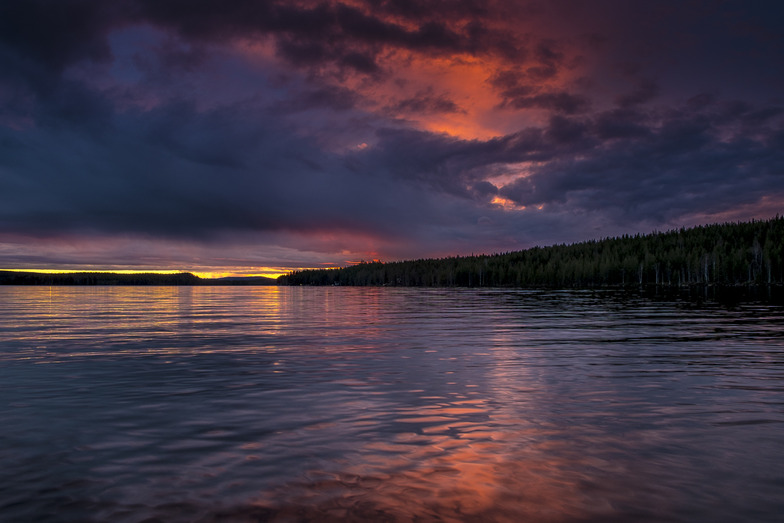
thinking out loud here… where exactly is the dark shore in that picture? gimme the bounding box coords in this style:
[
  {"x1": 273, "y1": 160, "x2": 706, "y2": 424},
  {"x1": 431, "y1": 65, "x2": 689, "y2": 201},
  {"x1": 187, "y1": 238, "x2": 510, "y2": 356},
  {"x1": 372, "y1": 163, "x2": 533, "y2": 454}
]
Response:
[{"x1": 0, "y1": 271, "x2": 277, "y2": 286}]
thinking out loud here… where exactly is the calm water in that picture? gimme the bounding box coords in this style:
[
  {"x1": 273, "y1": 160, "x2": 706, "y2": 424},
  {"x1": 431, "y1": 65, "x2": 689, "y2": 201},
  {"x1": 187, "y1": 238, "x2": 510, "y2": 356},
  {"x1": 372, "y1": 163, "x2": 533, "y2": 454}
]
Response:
[{"x1": 1, "y1": 286, "x2": 783, "y2": 522}]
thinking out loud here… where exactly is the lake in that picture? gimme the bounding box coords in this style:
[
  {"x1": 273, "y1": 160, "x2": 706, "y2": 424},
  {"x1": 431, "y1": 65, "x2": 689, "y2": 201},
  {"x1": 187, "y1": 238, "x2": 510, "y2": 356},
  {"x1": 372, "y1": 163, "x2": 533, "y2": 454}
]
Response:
[{"x1": 1, "y1": 286, "x2": 783, "y2": 522}]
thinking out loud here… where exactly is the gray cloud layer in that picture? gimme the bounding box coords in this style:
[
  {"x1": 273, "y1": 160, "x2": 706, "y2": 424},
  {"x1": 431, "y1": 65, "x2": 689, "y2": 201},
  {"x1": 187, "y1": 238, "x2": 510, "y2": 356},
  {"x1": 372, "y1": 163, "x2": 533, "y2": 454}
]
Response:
[{"x1": 1, "y1": 0, "x2": 783, "y2": 268}]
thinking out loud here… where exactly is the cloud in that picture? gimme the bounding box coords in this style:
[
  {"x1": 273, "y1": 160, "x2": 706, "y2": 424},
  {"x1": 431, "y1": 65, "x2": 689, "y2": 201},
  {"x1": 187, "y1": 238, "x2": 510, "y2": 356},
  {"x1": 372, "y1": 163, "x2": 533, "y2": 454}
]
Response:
[
  {"x1": 0, "y1": 1, "x2": 119, "y2": 72},
  {"x1": 490, "y1": 69, "x2": 590, "y2": 115},
  {"x1": 133, "y1": 0, "x2": 512, "y2": 77},
  {"x1": 1, "y1": 0, "x2": 783, "y2": 271},
  {"x1": 615, "y1": 78, "x2": 659, "y2": 108},
  {"x1": 273, "y1": 85, "x2": 360, "y2": 113},
  {"x1": 388, "y1": 91, "x2": 465, "y2": 116},
  {"x1": 496, "y1": 103, "x2": 784, "y2": 227}
]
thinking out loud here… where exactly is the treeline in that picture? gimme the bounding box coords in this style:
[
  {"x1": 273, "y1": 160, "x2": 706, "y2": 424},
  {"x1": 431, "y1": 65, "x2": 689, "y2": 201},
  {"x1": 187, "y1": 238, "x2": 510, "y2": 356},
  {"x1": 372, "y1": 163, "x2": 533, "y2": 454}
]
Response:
[
  {"x1": 0, "y1": 271, "x2": 202, "y2": 286},
  {"x1": 280, "y1": 216, "x2": 784, "y2": 288},
  {"x1": 0, "y1": 272, "x2": 277, "y2": 286}
]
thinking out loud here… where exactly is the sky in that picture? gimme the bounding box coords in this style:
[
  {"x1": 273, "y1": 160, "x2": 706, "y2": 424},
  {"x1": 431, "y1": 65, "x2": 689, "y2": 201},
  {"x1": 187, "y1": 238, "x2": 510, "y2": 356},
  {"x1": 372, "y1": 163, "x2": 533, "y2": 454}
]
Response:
[{"x1": 1, "y1": 0, "x2": 783, "y2": 277}]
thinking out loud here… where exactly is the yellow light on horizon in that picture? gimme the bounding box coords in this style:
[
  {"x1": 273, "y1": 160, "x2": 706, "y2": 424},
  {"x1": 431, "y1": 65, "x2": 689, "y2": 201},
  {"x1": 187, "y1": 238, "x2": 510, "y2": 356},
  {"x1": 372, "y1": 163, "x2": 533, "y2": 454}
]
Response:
[{"x1": 0, "y1": 267, "x2": 315, "y2": 280}]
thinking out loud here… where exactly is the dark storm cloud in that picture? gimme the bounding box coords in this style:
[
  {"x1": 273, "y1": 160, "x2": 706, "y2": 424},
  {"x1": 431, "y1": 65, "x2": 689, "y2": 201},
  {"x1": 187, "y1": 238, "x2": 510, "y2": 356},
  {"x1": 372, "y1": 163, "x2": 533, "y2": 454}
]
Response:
[
  {"x1": 134, "y1": 37, "x2": 208, "y2": 74},
  {"x1": 365, "y1": 0, "x2": 489, "y2": 20},
  {"x1": 0, "y1": 1, "x2": 119, "y2": 72},
  {"x1": 592, "y1": 108, "x2": 652, "y2": 140},
  {"x1": 0, "y1": 1, "x2": 133, "y2": 139},
  {"x1": 490, "y1": 69, "x2": 590, "y2": 115},
  {"x1": 388, "y1": 91, "x2": 465, "y2": 115},
  {"x1": 273, "y1": 85, "x2": 360, "y2": 113},
  {"x1": 1, "y1": 0, "x2": 784, "y2": 269},
  {"x1": 615, "y1": 78, "x2": 659, "y2": 108},
  {"x1": 133, "y1": 0, "x2": 513, "y2": 75},
  {"x1": 495, "y1": 103, "x2": 784, "y2": 223},
  {"x1": 347, "y1": 93, "x2": 784, "y2": 237},
  {"x1": 504, "y1": 91, "x2": 590, "y2": 115},
  {"x1": 0, "y1": 91, "x2": 458, "y2": 243},
  {"x1": 0, "y1": 0, "x2": 518, "y2": 95}
]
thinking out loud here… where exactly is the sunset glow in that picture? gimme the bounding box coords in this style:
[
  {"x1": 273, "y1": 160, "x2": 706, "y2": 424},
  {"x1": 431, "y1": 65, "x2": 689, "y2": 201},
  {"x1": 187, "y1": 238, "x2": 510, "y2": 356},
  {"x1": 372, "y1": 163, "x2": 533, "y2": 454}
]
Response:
[
  {"x1": 0, "y1": 268, "x2": 297, "y2": 280},
  {"x1": 490, "y1": 196, "x2": 524, "y2": 211}
]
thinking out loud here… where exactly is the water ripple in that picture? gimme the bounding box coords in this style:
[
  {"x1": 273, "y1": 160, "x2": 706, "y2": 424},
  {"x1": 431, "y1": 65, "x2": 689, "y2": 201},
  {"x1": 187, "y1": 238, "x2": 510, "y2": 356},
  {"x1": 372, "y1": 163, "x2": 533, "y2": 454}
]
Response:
[{"x1": 1, "y1": 286, "x2": 783, "y2": 521}]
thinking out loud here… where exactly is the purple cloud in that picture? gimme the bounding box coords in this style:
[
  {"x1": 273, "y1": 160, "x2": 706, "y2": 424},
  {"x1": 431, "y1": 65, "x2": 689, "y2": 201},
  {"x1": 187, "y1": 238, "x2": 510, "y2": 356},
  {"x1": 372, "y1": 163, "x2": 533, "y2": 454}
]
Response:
[{"x1": 0, "y1": 0, "x2": 783, "y2": 272}]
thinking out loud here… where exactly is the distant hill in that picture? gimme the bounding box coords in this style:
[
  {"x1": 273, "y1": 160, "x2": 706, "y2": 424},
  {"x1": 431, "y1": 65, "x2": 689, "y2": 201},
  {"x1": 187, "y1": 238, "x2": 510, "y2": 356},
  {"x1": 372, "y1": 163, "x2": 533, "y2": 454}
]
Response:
[
  {"x1": 0, "y1": 272, "x2": 277, "y2": 286},
  {"x1": 280, "y1": 216, "x2": 784, "y2": 288},
  {"x1": 204, "y1": 276, "x2": 278, "y2": 286}
]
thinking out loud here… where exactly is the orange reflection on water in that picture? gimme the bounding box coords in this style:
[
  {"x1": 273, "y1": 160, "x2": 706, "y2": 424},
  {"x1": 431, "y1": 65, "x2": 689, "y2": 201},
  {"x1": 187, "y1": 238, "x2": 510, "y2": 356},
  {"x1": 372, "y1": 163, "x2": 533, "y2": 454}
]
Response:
[
  {"x1": 1, "y1": 286, "x2": 291, "y2": 360},
  {"x1": 248, "y1": 398, "x2": 615, "y2": 522}
]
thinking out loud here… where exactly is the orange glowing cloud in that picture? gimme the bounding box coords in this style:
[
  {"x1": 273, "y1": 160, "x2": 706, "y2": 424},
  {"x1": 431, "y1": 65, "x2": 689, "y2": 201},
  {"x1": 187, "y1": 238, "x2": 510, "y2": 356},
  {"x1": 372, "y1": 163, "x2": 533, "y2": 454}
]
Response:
[
  {"x1": 491, "y1": 195, "x2": 525, "y2": 210},
  {"x1": 231, "y1": 3, "x2": 592, "y2": 142}
]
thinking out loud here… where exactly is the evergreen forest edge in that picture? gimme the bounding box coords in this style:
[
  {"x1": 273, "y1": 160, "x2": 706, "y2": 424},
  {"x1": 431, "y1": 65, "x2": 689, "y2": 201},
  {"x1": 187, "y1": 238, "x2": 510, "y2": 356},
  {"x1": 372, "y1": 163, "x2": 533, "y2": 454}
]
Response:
[{"x1": 280, "y1": 216, "x2": 784, "y2": 290}]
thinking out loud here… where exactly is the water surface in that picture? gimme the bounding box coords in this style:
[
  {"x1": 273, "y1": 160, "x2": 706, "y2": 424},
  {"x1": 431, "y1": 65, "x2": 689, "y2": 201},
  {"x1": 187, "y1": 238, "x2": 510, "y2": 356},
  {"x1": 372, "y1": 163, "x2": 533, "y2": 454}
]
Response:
[{"x1": 1, "y1": 286, "x2": 783, "y2": 522}]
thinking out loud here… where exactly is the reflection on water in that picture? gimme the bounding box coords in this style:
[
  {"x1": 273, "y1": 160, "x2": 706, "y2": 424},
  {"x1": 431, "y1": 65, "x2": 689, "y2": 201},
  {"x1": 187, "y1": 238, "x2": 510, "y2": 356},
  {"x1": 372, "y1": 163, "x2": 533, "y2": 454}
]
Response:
[{"x1": 1, "y1": 286, "x2": 783, "y2": 522}]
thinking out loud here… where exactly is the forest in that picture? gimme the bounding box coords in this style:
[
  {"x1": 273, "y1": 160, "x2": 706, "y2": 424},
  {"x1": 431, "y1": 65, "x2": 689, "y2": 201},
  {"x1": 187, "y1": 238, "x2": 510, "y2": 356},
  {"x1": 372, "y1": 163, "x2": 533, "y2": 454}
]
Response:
[{"x1": 280, "y1": 217, "x2": 784, "y2": 288}]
